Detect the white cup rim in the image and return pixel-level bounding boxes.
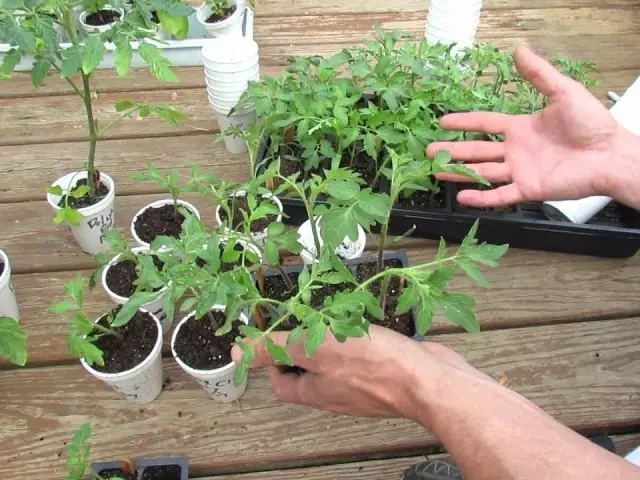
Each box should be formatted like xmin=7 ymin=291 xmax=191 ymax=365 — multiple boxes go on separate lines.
xmin=130 ymin=199 xmax=201 ymax=248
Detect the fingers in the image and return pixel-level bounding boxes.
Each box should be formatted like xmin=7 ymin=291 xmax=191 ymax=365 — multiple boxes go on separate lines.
xmin=268 ymin=366 xmax=321 ymax=406
xmin=440 ymin=112 xmax=511 ymax=135
xmin=427 ymin=141 xmax=505 ymax=162
xmin=457 ymin=183 xmax=523 ymax=208
xmin=435 ymin=162 xmax=511 ymax=184
xmin=231 ymin=331 xmax=308 ymax=369
xmin=514 ymin=44 xmax=571 ymax=98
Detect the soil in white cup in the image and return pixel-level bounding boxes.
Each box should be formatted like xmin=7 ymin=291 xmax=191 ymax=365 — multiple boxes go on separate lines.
xmin=173 ymin=309 xmax=242 ymax=370
xmin=105 ymin=255 xmax=166 ymax=297
xmin=84 ymin=9 xmax=121 ymax=25
xmin=91 ymin=307 xmax=159 ymax=374
xmin=218 ymin=196 xmax=278 ymax=233
xmin=58 ymin=176 xmax=110 ymax=209
xmin=205 ymin=3 xmax=236 ymax=23
xmin=133 ymin=204 xmax=190 ymax=244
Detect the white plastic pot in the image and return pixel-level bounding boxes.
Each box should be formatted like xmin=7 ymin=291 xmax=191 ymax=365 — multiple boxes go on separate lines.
xmin=297 ymin=217 xmax=367 ymax=265
xmin=131 ymin=199 xmax=201 ymax=248
xmin=542 ymin=197 xmax=613 ymax=224
xmin=204 ymin=68 xmax=260 ymax=87
xmin=171 ymin=305 xmax=248 ymax=402
xmin=204 ymin=66 xmax=260 ymax=83
xmin=46 ymin=171 xmax=116 ymax=255
xmin=80 ymin=309 xmax=164 ymax=404
xmin=102 ymin=247 xmax=173 ymax=333
xmin=202 ymin=56 xmax=259 ymax=74
xmin=78 ymin=6 xmax=124 ymax=34
xmin=207 ymin=89 xmax=244 ymax=104
xmin=196 ymin=0 xmax=253 ymax=39
xmin=208 ymin=94 xmax=243 ymax=111
xmin=212 ymin=106 xmax=257 ymax=154
xmin=201 ymin=34 xmax=259 ymax=62
xmin=0 ymin=249 xmax=19 ymax=320
xmin=215 ymin=190 xmax=284 ymax=245
xmin=426 ymin=0 xmax=482 ymax=52
xmin=205 ymin=77 xmax=251 ymax=95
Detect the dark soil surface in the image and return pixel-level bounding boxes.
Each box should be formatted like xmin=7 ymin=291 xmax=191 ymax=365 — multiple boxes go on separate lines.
xmin=134 ymin=204 xmax=187 ymax=244
xmin=205 ymin=4 xmax=236 ymax=22
xmin=97 ymin=469 xmax=137 ymax=480
xmin=456 ymin=183 xmax=517 ymax=213
xmin=356 ymin=258 xmax=403 ymax=296
xmin=397 ymin=188 xmax=448 ymax=210
xmin=365 ymin=297 xmax=415 ymax=337
xmin=85 ymin=9 xmax=121 ymax=25
xmin=141 ymin=465 xmax=182 ymax=480
xmin=0 ymin=260 xmax=4 ymax=278
xmin=105 ymin=256 xmax=165 ymax=297
xmin=174 ymin=309 xmax=242 ymax=370
xmin=219 ymin=195 xmax=278 ymax=233
xmin=92 ymin=309 xmax=158 ymax=374
xmin=262 ymin=271 xmax=299 ymax=303
xmin=58 ymin=177 xmax=109 ymax=209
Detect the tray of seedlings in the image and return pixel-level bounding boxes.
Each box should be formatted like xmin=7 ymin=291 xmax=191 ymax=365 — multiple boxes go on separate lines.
xmin=226 ymin=27 xmax=640 ymax=259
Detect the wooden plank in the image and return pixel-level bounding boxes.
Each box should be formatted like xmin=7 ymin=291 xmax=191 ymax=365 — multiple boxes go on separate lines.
xmin=203 ymin=432 xmax=640 ymax=478
xmin=5 ymin=241 xmax=640 ymax=365
xmin=254 ymin=0 xmax=640 ymax=16
xmin=0 ymin=318 xmax=638 ymax=478
xmin=0 ymin=88 xmax=216 ymax=146
xmin=0 ymin=136 xmax=249 ymax=203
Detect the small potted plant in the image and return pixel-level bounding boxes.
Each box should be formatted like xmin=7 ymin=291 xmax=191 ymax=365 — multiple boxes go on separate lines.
xmin=0 ymin=248 xmax=20 ymax=320
xmin=65 ymin=422 xmax=189 ymax=479
xmin=50 ymin=276 xmax=165 ymax=404
xmin=130 ymin=164 xmax=202 ymax=248
xmin=79 ymin=0 xmax=125 ymax=33
xmin=0 ymin=0 xmax=189 ymax=255
xmin=92 ymin=229 xmax=174 ymax=333
xmin=196 ymin=0 xmax=254 ymax=38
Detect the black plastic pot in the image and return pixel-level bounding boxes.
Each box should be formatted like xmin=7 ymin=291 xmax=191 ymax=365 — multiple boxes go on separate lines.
xmin=257 ymin=251 xmax=422 ymax=340
xmin=91 ymin=456 xmax=188 ymax=480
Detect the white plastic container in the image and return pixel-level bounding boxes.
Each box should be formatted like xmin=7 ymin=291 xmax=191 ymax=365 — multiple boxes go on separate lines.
xmin=204 ymin=68 xmax=259 ymax=86
xmin=196 ymin=0 xmax=252 ymax=39
xmin=80 ymin=309 xmax=164 ymax=404
xmin=131 ymin=199 xmax=201 ymax=248
xmin=46 ymin=171 xmax=116 ymax=255
xmin=202 ymin=56 xmax=258 ymax=73
xmin=215 ymin=190 xmax=284 ymax=245
xmin=101 ymin=247 xmax=173 ymax=333
xmin=205 ymin=77 xmax=251 ymax=95
xmin=297 ymin=217 xmax=367 ymax=265
xmin=171 ymin=305 xmax=248 ymax=402
xmin=0 ymin=249 xmax=19 ymax=320
xmin=425 ymin=0 xmax=482 ymax=52
xmin=207 ymin=89 xmax=244 ymax=103
xmin=212 ymin=106 xmax=257 ymax=154
xmin=78 ymin=6 xmax=125 ymax=34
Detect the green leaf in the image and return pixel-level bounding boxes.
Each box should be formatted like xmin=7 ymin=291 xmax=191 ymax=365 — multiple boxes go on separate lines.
xmin=297 ymin=267 xmax=311 ymax=291
xmin=267 ymin=222 xmax=284 ymax=237
xmin=415 ymin=290 xmax=434 ymax=335
xmin=466 ymin=243 xmax=509 ymax=267
xmin=458 ymin=260 xmax=488 ymax=287
xmin=233 ymin=339 xmax=254 ymax=386
xmin=305 ymin=320 xmax=326 ymax=357
xmin=157 ymin=9 xmax=189 ymax=38
xmin=377 ymin=125 xmax=405 ymax=144
xmin=64 ymin=208 xmax=83 ymax=226
xmin=0 ymin=317 xmax=28 ymax=366
xmin=49 ymin=299 xmax=76 ymax=314
xmin=65 ymin=422 xmax=92 ymax=480
xmin=114 ymin=39 xmax=133 ymax=77
xmin=264 ymin=240 xmax=280 ymax=266
xmin=115 ymin=100 xmax=135 ymax=112
xmin=47 ymin=185 xmax=63 ymax=196
xmin=438 ymin=292 xmax=479 ymax=334
xmin=328 ymin=318 xmax=366 ymax=338
xmin=363 ymin=132 xmax=377 ymax=158
xmin=239 ymin=325 xmax=263 ymax=339
xmin=139 ymin=43 xmax=178 ymax=83
xmin=396 ymin=285 xmax=418 ymax=315
xmin=287 ymin=325 xmax=304 ymax=345
xmin=180 ymin=296 xmax=197 ymax=313
xmin=359 ymin=290 xmax=384 ymax=320
xmin=0 ymin=49 xmax=22 ymax=78
xmin=265 ymin=336 xmax=293 ymax=365
xmin=68 ymin=334 xmax=104 ymax=366
xmin=82 ymin=35 xmax=104 ymax=74
xmin=112 ymin=292 xmax=158 ymax=327
xmin=64 ymin=276 xmax=85 ymax=307
xmin=333 ymin=105 xmax=348 ymax=126
xmin=69 ymin=185 xmax=90 ymax=199
xmin=326 ymin=179 xmax=359 ymax=201
xmin=60 ymin=44 xmax=84 ymax=78
xmin=31 ymin=59 xmax=49 ymax=87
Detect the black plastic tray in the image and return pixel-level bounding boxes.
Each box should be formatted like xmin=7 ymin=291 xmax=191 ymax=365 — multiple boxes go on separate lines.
xmin=258 ymin=251 xmax=422 ymax=340
xmin=257 ymin=141 xmax=640 ymax=258
xmin=91 ymin=456 xmax=188 ymax=480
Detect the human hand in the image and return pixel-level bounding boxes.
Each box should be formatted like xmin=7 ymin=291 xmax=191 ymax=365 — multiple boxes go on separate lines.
xmin=231 ymin=325 xmax=485 ymax=421
xmin=427 ymin=45 xmax=634 ymax=208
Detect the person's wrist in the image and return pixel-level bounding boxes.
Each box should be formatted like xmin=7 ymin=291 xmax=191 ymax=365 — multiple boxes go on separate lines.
xmin=598 ymin=126 xmax=640 ymax=206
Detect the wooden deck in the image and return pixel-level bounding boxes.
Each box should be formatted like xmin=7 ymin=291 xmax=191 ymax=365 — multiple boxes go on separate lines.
xmin=1 ymin=0 xmax=640 ymax=477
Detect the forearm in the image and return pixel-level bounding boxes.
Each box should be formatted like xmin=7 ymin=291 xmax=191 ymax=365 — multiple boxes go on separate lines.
xmin=409 ymin=362 xmax=640 ymax=480
xmin=600 ymin=126 xmax=640 ymax=210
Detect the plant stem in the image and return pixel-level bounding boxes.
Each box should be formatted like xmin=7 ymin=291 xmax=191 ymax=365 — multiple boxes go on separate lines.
xmin=277 ymin=174 xmax=322 ymax=255
xmin=92 ymin=321 xmax=123 ymax=340
xmin=81 ymin=72 xmax=98 ymax=193
xmin=276 ymin=266 xmax=295 ymax=291
xmin=378 ymin=275 xmax=390 ymax=309
xmin=376 ymin=220 xmax=389 ymax=274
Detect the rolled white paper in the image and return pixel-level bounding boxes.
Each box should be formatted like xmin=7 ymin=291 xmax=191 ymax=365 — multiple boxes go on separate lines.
xmin=542 ymin=73 xmax=640 ymax=223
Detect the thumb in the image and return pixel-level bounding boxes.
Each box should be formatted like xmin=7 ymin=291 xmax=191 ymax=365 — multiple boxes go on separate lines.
xmin=514 ymin=44 xmax=571 ymax=98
